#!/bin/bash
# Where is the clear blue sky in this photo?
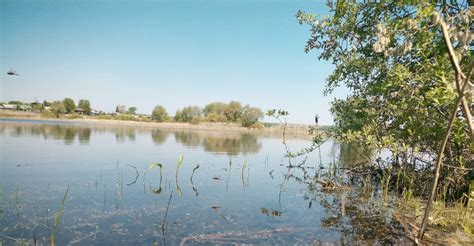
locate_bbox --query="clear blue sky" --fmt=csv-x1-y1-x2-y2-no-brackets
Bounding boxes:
1,0,347,125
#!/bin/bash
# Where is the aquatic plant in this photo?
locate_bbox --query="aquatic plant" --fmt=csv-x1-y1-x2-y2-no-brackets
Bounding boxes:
190,164,200,182
175,155,184,196
149,163,163,194
176,155,184,179
50,186,69,246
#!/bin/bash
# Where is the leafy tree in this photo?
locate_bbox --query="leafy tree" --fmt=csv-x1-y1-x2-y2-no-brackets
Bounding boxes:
224,101,242,122
62,98,76,113
43,100,52,107
240,105,263,127
78,99,91,114
31,102,43,111
203,102,228,122
127,106,137,115
50,101,66,117
8,100,23,105
152,105,168,122
175,106,202,122
297,0,473,229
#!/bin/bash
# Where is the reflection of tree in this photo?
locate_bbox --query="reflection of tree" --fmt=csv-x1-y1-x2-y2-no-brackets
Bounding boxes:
280,153,407,244
115,128,136,143
5,123,91,144
338,142,372,168
173,131,262,155
78,128,91,144
64,127,76,145
174,131,202,147
203,134,261,156
151,129,169,145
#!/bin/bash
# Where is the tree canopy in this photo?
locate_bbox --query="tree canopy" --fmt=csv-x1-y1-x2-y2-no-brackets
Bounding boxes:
62,98,76,114
152,105,168,122
297,0,473,198
78,99,91,114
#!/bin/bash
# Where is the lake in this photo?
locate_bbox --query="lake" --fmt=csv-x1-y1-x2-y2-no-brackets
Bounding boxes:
0,119,408,245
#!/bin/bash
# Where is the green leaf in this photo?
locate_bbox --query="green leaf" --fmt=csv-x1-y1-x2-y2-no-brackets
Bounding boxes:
177,155,184,169
151,187,162,194
149,163,163,170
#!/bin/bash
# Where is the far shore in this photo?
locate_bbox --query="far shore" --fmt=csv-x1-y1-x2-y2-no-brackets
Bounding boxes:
0,110,316,139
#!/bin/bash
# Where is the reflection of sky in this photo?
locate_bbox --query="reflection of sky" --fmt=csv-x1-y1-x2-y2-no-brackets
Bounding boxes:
0,121,345,244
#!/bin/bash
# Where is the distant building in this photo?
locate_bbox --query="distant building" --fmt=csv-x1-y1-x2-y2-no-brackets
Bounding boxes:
74,108,86,114
18,104,32,111
0,104,17,110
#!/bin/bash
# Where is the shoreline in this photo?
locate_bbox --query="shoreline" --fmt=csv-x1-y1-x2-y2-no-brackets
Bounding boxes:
0,110,314,138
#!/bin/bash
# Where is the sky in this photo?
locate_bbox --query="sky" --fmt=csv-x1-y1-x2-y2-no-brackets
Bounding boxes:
0,0,348,125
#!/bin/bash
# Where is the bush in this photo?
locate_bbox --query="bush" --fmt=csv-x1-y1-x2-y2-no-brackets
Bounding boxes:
65,113,83,119
152,105,168,122
96,115,113,120
40,110,56,118
190,116,204,125
240,105,263,127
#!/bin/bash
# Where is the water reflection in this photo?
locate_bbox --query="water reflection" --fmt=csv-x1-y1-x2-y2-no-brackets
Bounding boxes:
174,131,262,155
115,128,136,143
151,129,169,144
1,122,93,144
0,119,414,245
0,120,262,155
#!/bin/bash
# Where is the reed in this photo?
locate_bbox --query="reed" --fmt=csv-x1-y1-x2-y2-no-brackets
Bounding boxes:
50,186,69,246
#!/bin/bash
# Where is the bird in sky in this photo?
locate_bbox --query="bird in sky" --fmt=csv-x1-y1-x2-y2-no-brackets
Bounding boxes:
7,69,19,76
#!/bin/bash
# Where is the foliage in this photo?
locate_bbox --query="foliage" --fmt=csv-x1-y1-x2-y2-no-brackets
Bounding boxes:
64,113,83,119
62,98,76,114
43,100,52,107
40,109,56,118
175,106,202,122
203,102,228,122
78,99,91,114
224,101,242,122
114,114,137,121
31,102,43,111
8,100,23,105
152,105,168,122
240,105,264,127
297,0,473,199
50,186,69,246
50,101,66,117
127,106,137,114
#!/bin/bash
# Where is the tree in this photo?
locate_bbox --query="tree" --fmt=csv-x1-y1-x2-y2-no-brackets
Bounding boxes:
240,105,263,127
78,99,91,114
224,101,242,122
203,102,228,122
50,101,66,117
43,100,52,107
8,100,23,105
62,98,76,114
297,1,473,239
152,105,168,122
175,106,201,122
127,106,137,115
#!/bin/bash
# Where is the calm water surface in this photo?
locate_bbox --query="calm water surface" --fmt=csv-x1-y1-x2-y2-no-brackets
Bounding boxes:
0,119,407,245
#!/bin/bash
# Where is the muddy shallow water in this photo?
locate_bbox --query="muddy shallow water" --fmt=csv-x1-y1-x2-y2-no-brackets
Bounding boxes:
0,119,409,245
